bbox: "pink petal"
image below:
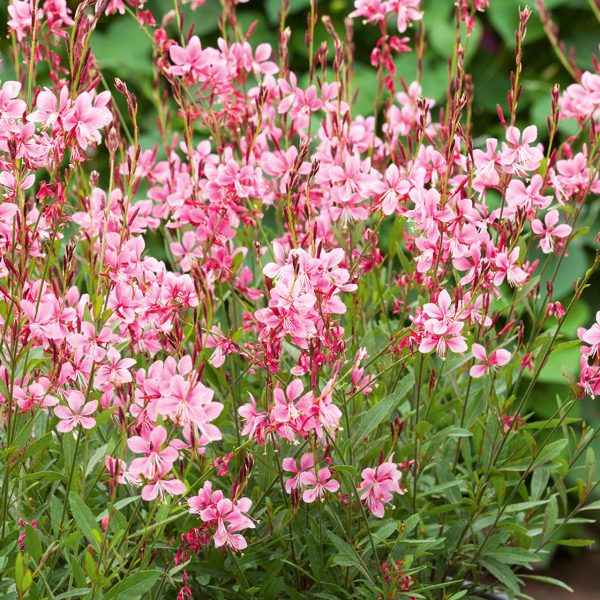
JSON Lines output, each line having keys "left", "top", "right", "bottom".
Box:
{"left": 469, "top": 364, "right": 487, "bottom": 378}
{"left": 127, "top": 436, "right": 149, "bottom": 454}
{"left": 522, "top": 125, "right": 537, "bottom": 144}
{"left": 56, "top": 418, "right": 75, "bottom": 433}
{"left": 54, "top": 405, "right": 73, "bottom": 419}
{"left": 142, "top": 483, "right": 159, "bottom": 501}
{"left": 553, "top": 224, "right": 571, "bottom": 238}
{"left": 302, "top": 488, "right": 319, "bottom": 503}
{"left": 150, "top": 425, "right": 168, "bottom": 448}
{"left": 544, "top": 209, "right": 559, "bottom": 228}
{"left": 79, "top": 416, "right": 96, "bottom": 429}
{"left": 471, "top": 343, "right": 487, "bottom": 362}
{"left": 281, "top": 457, "right": 297, "bottom": 473}
{"left": 67, "top": 391, "right": 85, "bottom": 412}
{"left": 492, "top": 349, "right": 512, "bottom": 366}
{"left": 163, "top": 478, "right": 186, "bottom": 496}
{"left": 80, "top": 400, "right": 98, "bottom": 416}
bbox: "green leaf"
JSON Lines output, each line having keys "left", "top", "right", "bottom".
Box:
{"left": 401, "top": 514, "right": 420, "bottom": 537}
{"left": 554, "top": 538, "right": 595, "bottom": 547}
{"left": 21, "top": 471, "right": 66, "bottom": 482}
{"left": 487, "top": 546, "right": 537, "bottom": 566}
{"left": 522, "top": 418, "right": 580, "bottom": 430}
{"left": 372, "top": 520, "right": 397, "bottom": 541}
{"left": 481, "top": 557, "right": 520, "bottom": 593}
{"left": 92, "top": 19, "right": 153, "bottom": 77}
{"left": 532, "top": 439, "right": 567, "bottom": 468}
{"left": 25, "top": 525, "right": 42, "bottom": 563}
{"left": 487, "top": 0, "right": 544, "bottom": 47}
{"left": 542, "top": 496, "right": 558, "bottom": 541}
{"left": 50, "top": 496, "right": 62, "bottom": 536}
{"left": 521, "top": 574, "right": 573, "bottom": 592}
{"left": 350, "top": 65, "right": 380, "bottom": 117}
{"left": 186, "top": 0, "right": 223, "bottom": 35}
{"left": 531, "top": 468, "right": 550, "bottom": 500}
{"left": 22, "top": 433, "right": 53, "bottom": 461}
{"left": 69, "top": 493, "right": 100, "bottom": 549}
{"left": 354, "top": 374, "right": 413, "bottom": 441}
{"left": 585, "top": 447, "right": 596, "bottom": 488}
{"left": 504, "top": 499, "right": 549, "bottom": 513}
{"left": 55, "top": 590, "right": 92, "bottom": 599}
{"left": 266, "top": 0, "right": 310, "bottom": 24}
{"left": 446, "top": 427, "right": 472, "bottom": 438}
{"left": 104, "top": 570, "right": 162, "bottom": 600}
{"left": 15, "top": 553, "right": 25, "bottom": 589}
{"left": 581, "top": 499, "right": 600, "bottom": 511}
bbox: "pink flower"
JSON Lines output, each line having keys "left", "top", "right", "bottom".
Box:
{"left": 105, "top": 456, "right": 140, "bottom": 486}
{"left": 248, "top": 43, "right": 278, "bottom": 76}
{"left": 504, "top": 175, "right": 551, "bottom": 217}
{"left": 0, "top": 171, "right": 34, "bottom": 197}
{"left": 54, "top": 391, "right": 97, "bottom": 432}
{"left": 406, "top": 187, "right": 453, "bottom": 237}
{"left": 531, "top": 209, "right": 572, "bottom": 254}
{"left": 94, "top": 349, "right": 136, "bottom": 388}
{"left": 419, "top": 321, "right": 468, "bottom": 358}
{"left": 141, "top": 465, "right": 187, "bottom": 502}
{"left": 372, "top": 164, "right": 410, "bottom": 215}
{"left": 389, "top": 0, "right": 422, "bottom": 33}
{"left": 188, "top": 481, "right": 221, "bottom": 515}
{"left": 469, "top": 344, "right": 511, "bottom": 378}
{"left": 200, "top": 496, "right": 255, "bottom": 551}
{"left": 578, "top": 311, "right": 600, "bottom": 358}
{"left": 473, "top": 138, "right": 500, "bottom": 191}
{"left": 350, "top": 0, "right": 392, "bottom": 24}
{"left": 8, "top": 1, "right": 42, "bottom": 41}
{"left": 238, "top": 394, "right": 268, "bottom": 441}
{"left": 0, "top": 81, "right": 26, "bottom": 120}
{"left": 27, "top": 86, "right": 70, "bottom": 129}
{"left": 282, "top": 453, "right": 315, "bottom": 493}
{"left": 158, "top": 375, "right": 223, "bottom": 440}
{"left": 170, "top": 231, "right": 202, "bottom": 272}
{"left": 422, "top": 290, "right": 456, "bottom": 335}
{"left": 559, "top": 71, "right": 600, "bottom": 123}
{"left": 105, "top": 0, "right": 126, "bottom": 15}
{"left": 359, "top": 460, "right": 404, "bottom": 517}
{"left": 63, "top": 91, "right": 112, "bottom": 150}
{"left": 493, "top": 248, "right": 527, "bottom": 287}
{"left": 13, "top": 378, "right": 57, "bottom": 412}
{"left": 330, "top": 189, "right": 369, "bottom": 225}
{"left": 501, "top": 414, "right": 526, "bottom": 433}
{"left": 68, "top": 321, "right": 116, "bottom": 361}
{"left": 302, "top": 468, "right": 340, "bottom": 503}
{"left": 169, "top": 36, "right": 227, "bottom": 85}
{"left": 270, "top": 379, "right": 313, "bottom": 436}
{"left": 500, "top": 125, "right": 543, "bottom": 174}
{"left": 21, "top": 296, "right": 73, "bottom": 342}
{"left": 127, "top": 425, "right": 179, "bottom": 479}
{"left": 579, "top": 357, "right": 600, "bottom": 399}
{"left": 308, "top": 379, "right": 343, "bottom": 438}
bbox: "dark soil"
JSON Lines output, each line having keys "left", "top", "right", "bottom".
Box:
{"left": 524, "top": 551, "right": 600, "bottom": 599}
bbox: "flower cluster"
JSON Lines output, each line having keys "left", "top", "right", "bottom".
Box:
{"left": 188, "top": 482, "right": 254, "bottom": 551}
{"left": 578, "top": 312, "right": 600, "bottom": 398}
{"left": 1, "top": 0, "right": 599, "bottom": 597}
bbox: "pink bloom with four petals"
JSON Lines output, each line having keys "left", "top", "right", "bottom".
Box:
{"left": 469, "top": 344, "right": 511, "bottom": 378}
{"left": 54, "top": 391, "right": 97, "bottom": 433}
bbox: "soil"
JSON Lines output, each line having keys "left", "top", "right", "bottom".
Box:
{"left": 524, "top": 551, "right": 600, "bottom": 599}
